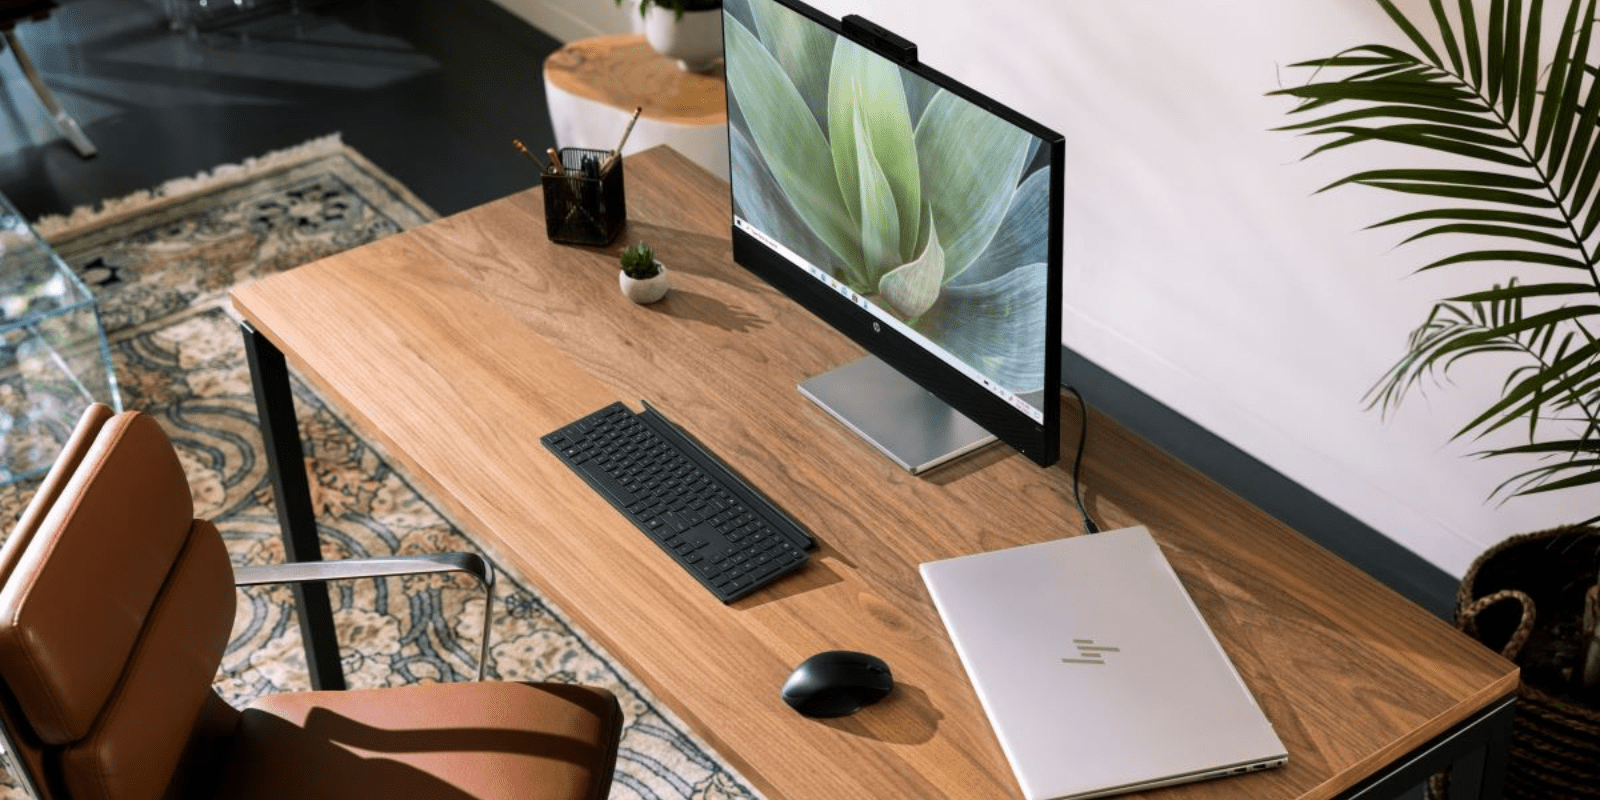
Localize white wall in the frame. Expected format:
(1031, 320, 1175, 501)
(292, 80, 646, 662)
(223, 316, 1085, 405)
(508, 0, 1599, 578)
(492, 0, 638, 42)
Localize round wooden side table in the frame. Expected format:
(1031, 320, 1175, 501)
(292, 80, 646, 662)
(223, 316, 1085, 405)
(543, 34, 728, 181)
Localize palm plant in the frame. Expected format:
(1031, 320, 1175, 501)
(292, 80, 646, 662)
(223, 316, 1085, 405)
(722, 0, 1053, 398)
(1270, 0, 1600, 692)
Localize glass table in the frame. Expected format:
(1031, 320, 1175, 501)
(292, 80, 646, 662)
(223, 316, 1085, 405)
(0, 192, 120, 486)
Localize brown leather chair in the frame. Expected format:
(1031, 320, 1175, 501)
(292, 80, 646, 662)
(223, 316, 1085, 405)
(0, 405, 623, 799)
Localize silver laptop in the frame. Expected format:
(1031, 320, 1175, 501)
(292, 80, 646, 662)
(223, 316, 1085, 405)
(920, 526, 1287, 800)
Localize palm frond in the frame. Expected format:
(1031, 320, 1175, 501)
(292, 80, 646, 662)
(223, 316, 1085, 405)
(1275, 0, 1600, 501)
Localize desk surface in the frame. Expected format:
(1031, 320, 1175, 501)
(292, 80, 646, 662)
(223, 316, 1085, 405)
(231, 146, 1518, 800)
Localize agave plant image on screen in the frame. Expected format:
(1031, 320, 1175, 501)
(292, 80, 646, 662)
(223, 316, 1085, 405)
(723, 1, 1051, 397)
(1270, 0, 1600, 700)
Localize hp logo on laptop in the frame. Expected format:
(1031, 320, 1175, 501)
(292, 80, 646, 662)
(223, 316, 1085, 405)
(1062, 639, 1120, 665)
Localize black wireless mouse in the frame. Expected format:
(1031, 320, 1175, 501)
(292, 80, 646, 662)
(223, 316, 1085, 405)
(781, 650, 893, 717)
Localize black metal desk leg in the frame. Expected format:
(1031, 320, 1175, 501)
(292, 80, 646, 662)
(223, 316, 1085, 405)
(240, 320, 346, 691)
(1339, 695, 1516, 800)
(1446, 696, 1514, 800)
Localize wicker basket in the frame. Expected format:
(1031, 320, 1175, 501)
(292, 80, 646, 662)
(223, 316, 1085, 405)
(1429, 526, 1600, 799)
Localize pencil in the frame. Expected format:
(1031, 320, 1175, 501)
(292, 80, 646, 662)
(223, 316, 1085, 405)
(615, 106, 643, 154)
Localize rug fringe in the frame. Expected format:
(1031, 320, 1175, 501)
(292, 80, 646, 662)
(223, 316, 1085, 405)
(32, 133, 352, 241)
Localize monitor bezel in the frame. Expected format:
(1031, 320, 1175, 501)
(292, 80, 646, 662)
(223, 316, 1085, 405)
(723, 0, 1065, 467)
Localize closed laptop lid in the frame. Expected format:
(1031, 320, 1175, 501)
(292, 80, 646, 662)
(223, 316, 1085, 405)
(920, 526, 1287, 800)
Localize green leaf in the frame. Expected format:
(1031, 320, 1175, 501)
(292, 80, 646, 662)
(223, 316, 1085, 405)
(1531, 0, 1578, 160)
(1487, 0, 1506, 104)
(1350, 181, 1552, 208)
(1273, 104, 1501, 132)
(1396, 223, 1581, 250)
(1557, 2, 1600, 198)
(1419, 249, 1588, 271)
(1429, 0, 1465, 74)
(1488, 437, 1600, 455)
(876, 216, 944, 320)
(1378, 0, 1447, 67)
(1273, 82, 1479, 109)
(827, 37, 921, 264)
(747, 0, 835, 128)
(1459, 0, 1484, 86)
(1502, 0, 1526, 123)
(1322, 168, 1544, 190)
(1462, 343, 1600, 438)
(1367, 207, 1566, 229)
(919, 263, 1050, 393)
(1301, 127, 1531, 166)
(1570, 132, 1600, 236)
(1335, 181, 1552, 211)
(1504, 463, 1600, 495)
(724, 16, 860, 271)
(1286, 54, 1409, 69)
(1447, 282, 1597, 302)
(913, 91, 1033, 277)
(1302, 123, 1519, 152)
(950, 167, 1052, 287)
(1543, 0, 1594, 179)
(729, 125, 850, 282)
(851, 102, 903, 282)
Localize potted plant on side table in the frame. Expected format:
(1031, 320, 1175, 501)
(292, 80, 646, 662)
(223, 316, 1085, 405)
(619, 0, 723, 73)
(620, 241, 669, 304)
(1271, 2, 1600, 798)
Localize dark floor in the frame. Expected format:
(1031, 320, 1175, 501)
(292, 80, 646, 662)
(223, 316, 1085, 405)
(0, 0, 558, 219)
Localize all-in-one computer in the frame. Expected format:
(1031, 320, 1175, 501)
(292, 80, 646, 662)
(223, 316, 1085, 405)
(724, 0, 1065, 472)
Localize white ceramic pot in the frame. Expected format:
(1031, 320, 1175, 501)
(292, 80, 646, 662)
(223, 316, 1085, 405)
(643, 6, 723, 73)
(620, 262, 669, 304)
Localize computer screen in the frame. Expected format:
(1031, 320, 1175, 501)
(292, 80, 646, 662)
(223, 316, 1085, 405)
(723, 0, 1064, 471)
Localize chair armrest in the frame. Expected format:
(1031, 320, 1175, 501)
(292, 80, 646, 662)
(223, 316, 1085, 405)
(233, 553, 495, 681)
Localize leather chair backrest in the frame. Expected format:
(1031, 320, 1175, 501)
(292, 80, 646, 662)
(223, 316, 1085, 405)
(0, 407, 238, 800)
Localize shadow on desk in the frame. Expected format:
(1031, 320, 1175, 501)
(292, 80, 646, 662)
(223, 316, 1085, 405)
(813, 681, 941, 746)
(639, 287, 768, 334)
(730, 548, 849, 609)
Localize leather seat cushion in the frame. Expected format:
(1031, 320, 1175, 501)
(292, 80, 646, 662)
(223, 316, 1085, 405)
(61, 521, 237, 800)
(214, 681, 622, 800)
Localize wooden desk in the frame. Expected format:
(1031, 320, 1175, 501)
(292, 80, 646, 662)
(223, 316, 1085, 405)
(230, 146, 1518, 800)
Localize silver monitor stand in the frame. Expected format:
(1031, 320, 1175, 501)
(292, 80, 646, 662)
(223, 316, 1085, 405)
(799, 355, 997, 474)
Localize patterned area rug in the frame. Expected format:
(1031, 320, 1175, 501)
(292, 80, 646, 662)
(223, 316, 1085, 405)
(0, 135, 763, 800)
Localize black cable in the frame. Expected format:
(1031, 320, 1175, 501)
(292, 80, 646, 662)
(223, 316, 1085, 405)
(1064, 386, 1100, 534)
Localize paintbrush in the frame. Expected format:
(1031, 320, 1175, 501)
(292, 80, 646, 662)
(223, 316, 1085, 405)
(601, 106, 643, 174)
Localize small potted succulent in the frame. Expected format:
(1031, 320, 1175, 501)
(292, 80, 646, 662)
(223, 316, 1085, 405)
(619, 241, 668, 304)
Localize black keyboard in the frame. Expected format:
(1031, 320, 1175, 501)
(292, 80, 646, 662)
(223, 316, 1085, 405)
(541, 401, 815, 602)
